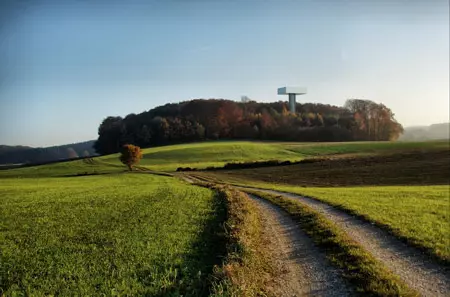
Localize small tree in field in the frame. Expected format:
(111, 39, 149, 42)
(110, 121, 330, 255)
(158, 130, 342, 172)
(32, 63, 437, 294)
(120, 144, 143, 171)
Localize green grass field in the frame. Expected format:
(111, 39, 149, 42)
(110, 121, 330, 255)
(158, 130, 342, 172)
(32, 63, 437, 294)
(0, 174, 225, 296)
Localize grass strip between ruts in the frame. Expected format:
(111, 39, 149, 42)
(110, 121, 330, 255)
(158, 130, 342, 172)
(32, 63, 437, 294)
(193, 182, 278, 297)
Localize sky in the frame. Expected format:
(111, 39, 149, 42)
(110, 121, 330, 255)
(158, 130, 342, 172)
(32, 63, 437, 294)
(0, 0, 448, 147)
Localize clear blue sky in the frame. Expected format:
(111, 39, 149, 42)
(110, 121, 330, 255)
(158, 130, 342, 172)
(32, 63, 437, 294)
(0, 0, 448, 147)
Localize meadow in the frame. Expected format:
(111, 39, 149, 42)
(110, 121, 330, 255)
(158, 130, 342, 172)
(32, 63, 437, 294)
(1, 139, 449, 295)
(0, 174, 225, 296)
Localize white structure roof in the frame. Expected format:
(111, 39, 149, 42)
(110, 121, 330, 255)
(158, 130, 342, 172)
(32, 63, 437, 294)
(277, 87, 307, 95)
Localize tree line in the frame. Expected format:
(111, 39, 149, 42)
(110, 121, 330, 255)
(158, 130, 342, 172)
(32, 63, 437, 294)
(94, 99, 403, 155)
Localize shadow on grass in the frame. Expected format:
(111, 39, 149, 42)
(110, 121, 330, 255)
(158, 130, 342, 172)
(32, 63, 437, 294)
(60, 172, 114, 177)
(136, 191, 228, 297)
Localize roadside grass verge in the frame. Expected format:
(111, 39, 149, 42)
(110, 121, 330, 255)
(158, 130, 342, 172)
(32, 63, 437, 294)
(0, 174, 225, 296)
(242, 189, 418, 296)
(194, 183, 278, 297)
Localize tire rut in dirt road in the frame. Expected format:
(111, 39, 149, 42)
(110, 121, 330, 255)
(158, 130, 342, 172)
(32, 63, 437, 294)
(241, 187, 450, 297)
(247, 194, 354, 297)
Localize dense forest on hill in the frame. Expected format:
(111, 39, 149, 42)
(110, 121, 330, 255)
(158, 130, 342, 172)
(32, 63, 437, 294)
(0, 141, 97, 165)
(94, 98, 403, 155)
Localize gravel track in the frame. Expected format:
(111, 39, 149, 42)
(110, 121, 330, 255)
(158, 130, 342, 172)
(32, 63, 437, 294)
(239, 186, 450, 297)
(247, 194, 354, 297)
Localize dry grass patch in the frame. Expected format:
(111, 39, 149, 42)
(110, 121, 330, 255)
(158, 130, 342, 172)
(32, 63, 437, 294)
(195, 183, 279, 297)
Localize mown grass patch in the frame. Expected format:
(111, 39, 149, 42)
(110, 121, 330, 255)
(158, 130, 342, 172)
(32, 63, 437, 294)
(242, 189, 417, 296)
(0, 174, 225, 296)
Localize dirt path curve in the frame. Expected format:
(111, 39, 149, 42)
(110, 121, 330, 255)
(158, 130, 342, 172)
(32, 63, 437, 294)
(247, 194, 354, 297)
(238, 186, 450, 297)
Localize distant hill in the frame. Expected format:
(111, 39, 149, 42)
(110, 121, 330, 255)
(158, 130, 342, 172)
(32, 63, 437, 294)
(0, 140, 97, 165)
(399, 123, 449, 141)
(0, 145, 33, 154)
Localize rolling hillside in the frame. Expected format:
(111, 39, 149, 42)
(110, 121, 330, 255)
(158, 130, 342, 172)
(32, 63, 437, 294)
(2, 140, 447, 176)
(102, 140, 448, 172)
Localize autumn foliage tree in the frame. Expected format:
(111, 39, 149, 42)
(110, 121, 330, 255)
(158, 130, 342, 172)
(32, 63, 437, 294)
(119, 144, 143, 171)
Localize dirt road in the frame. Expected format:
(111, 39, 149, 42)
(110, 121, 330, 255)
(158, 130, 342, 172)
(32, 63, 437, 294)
(240, 187, 450, 297)
(247, 194, 354, 296)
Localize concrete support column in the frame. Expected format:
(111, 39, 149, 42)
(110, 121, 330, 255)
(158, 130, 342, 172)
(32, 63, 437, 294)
(288, 93, 296, 113)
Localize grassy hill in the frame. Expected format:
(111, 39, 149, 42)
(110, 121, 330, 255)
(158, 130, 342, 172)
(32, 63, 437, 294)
(105, 140, 448, 171)
(101, 141, 300, 171)
(1, 140, 448, 177)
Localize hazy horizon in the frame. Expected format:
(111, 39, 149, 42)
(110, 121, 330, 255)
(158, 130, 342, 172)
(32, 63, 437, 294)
(1, 0, 449, 147)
